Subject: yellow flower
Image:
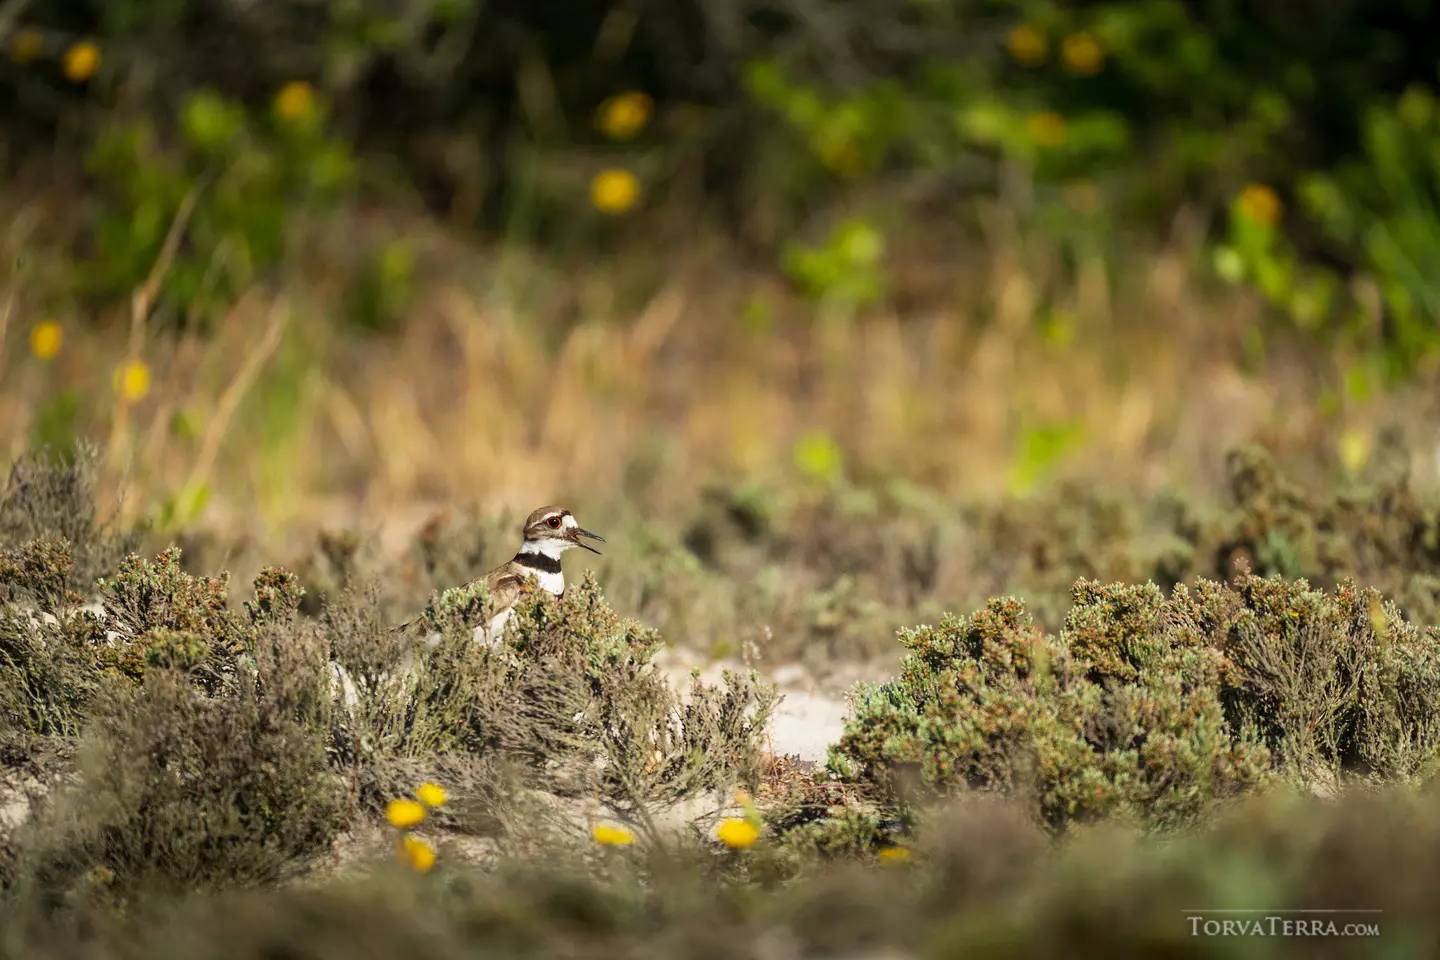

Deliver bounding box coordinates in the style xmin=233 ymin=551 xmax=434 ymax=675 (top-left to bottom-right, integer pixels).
xmin=1008 ymin=25 xmax=1047 ymax=67
xmin=399 ymin=835 xmax=437 ymax=872
xmin=386 ymin=797 xmax=427 ymax=829
xmin=415 ymin=782 xmax=447 ymax=808
xmin=29 ymin=321 xmax=62 ymax=360
xmin=9 ymin=29 xmax=43 ymax=64
xmin=62 ymin=41 xmax=100 ymax=82
xmin=274 ymin=81 xmax=315 ymax=123
xmin=113 ymin=359 xmax=150 ymax=402
xmin=1027 ymin=112 xmax=1068 ymax=148
xmin=1061 ymin=32 xmax=1105 ymax=75
xmin=1237 ymin=183 xmax=1282 ymax=226
xmin=591 ymin=824 xmax=635 ymax=847
xmin=597 ymin=91 xmax=653 ymax=140
xmin=878 ymin=845 xmax=911 ymax=863
xmin=590 ymin=168 xmax=640 ymax=214
xmin=716 ymin=818 xmax=760 ymax=850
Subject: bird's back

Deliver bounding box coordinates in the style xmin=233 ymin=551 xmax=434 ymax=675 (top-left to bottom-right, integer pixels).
xmin=390 ymin=558 xmax=529 ymax=642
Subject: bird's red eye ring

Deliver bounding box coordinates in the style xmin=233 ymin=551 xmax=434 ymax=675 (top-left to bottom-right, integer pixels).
xmin=547 ymin=516 xmax=562 ymax=528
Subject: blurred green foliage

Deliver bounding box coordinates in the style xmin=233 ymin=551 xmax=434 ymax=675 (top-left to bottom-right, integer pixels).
xmin=0 ymin=0 xmax=1437 ymax=374
xmin=78 ymin=85 xmax=354 ymax=328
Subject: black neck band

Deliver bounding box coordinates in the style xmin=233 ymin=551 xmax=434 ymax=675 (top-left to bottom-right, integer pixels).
xmin=513 ymin=551 xmax=562 ymax=574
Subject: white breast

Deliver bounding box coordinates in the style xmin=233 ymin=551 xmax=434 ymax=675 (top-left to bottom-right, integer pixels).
xmin=528 ymin=568 xmax=566 ymax=595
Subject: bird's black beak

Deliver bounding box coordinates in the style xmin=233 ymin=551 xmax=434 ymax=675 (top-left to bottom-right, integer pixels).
xmin=574 ymin=528 xmax=605 ymax=555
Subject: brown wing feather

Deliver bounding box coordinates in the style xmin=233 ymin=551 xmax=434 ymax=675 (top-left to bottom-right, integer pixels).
xmin=479 ymin=567 xmax=525 ymax=618
xmin=388 ymin=563 xmax=529 ymax=637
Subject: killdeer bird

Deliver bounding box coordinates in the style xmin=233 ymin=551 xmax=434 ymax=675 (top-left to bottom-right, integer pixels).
xmin=396 ymin=504 xmax=605 ymax=647
xmin=329 ymin=505 xmax=604 ymax=711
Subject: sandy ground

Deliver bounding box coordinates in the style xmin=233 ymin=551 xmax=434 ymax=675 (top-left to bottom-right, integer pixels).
xmin=651 ymin=646 xmax=889 ymax=765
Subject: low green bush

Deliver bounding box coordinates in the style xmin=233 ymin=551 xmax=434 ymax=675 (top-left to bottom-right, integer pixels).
xmin=327 ymin=572 xmax=778 ymax=810
xmin=831 ymin=572 xmax=1440 ymax=830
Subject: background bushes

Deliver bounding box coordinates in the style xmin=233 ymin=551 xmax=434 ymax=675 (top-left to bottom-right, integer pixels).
xmin=3 ymin=0 xmax=1440 ymax=372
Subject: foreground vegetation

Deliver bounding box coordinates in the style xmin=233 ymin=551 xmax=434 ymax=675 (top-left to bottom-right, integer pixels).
xmin=3 ymin=444 xmax=1440 ymax=956
xmin=4 ymin=1 xmax=1440 ymax=953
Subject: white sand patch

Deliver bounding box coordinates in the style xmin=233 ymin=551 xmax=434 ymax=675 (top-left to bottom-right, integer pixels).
xmin=651 ymin=647 xmax=887 ymax=765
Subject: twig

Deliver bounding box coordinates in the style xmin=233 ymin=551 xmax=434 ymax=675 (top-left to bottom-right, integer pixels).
xmin=130 ymin=180 xmax=205 ymax=354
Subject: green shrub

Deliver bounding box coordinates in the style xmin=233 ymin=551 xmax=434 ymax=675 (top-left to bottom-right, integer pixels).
xmin=0 ymin=443 xmax=140 ymax=591
xmin=829 ymin=588 xmax=1270 ymax=829
xmin=1 ymin=530 xmax=307 ymax=741
xmin=7 ymin=660 xmax=346 ymax=914
xmin=0 ymin=538 xmax=107 ymax=741
xmin=830 ymin=572 xmax=1440 ymax=829
xmin=327 ymin=573 xmax=779 ymax=812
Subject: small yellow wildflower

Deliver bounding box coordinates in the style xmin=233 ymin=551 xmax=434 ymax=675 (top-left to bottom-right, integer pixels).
xmin=9 ymin=29 xmax=43 ymax=64
xmin=878 ymin=845 xmax=911 ymax=864
xmin=415 ymin=782 xmax=447 ymax=808
xmin=1008 ymin=25 xmax=1047 ymax=66
xmin=716 ymin=818 xmax=760 ymax=850
xmin=29 ymin=320 xmax=62 ymax=360
xmin=597 ymin=91 xmax=653 ymax=140
xmin=1060 ymin=32 xmax=1105 ymax=75
xmin=274 ymin=80 xmax=315 ymax=122
xmin=113 ymin=359 xmax=150 ymax=402
xmin=1027 ymin=111 xmax=1068 ymax=148
xmin=386 ymin=797 xmax=427 ymax=829
xmin=590 ymin=168 xmax=640 ymax=214
xmin=591 ymin=824 xmax=635 ymax=847
xmin=399 ymin=835 xmax=437 ymax=872
xmin=62 ymin=41 xmax=100 ymax=82
xmin=1237 ymin=183 xmax=1282 ymax=226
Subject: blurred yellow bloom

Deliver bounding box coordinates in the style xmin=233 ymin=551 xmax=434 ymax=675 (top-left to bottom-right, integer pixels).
xmin=878 ymin=845 xmax=911 ymax=863
xmin=1237 ymin=183 xmax=1282 ymax=226
xmin=29 ymin=320 xmax=62 ymax=360
xmin=597 ymin=91 xmax=653 ymax=140
xmin=1027 ymin=112 xmax=1068 ymax=148
xmin=590 ymin=168 xmax=640 ymax=214
xmin=113 ymin=359 xmax=150 ymax=402
xmin=716 ymin=818 xmax=759 ymax=850
xmin=1008 ymin=25 xmax=1047 ymax=66
xmin=399 ymin=835 xmax=437 ymax=872
xmin=62 ymin=41 xmax=100 ymax=82
xmin=9 ymin=29 xmax=42 ymax=64
xmin=1061 ymin=32 xmax=1105 ymax=75
xmin=1367 ymin=596 xmax=1388 ymax=639
xmin=274 ymin=80 xmax=315 ymax=122
xmin=591 ymin=824 xmax=635 ymax=846
xmin=1339 ymin=427 xmax=1370 ymax=476
xmin=415 ymin=782 xmax=447 ymax=808
xmin=386 ymin=797 xmax=427 ymax=829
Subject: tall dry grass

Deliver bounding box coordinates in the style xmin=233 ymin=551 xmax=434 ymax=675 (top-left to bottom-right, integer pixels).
xmin=2 ymin=199 xmax=1436 ymax=554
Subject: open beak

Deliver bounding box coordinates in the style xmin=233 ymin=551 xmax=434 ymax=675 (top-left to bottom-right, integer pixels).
xmin=573 ymin=528 xmax=605 ymax=555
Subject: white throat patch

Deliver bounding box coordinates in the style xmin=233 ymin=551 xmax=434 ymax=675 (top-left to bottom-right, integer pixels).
xmin=519 ymin=537 xmax=574 ymax=558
